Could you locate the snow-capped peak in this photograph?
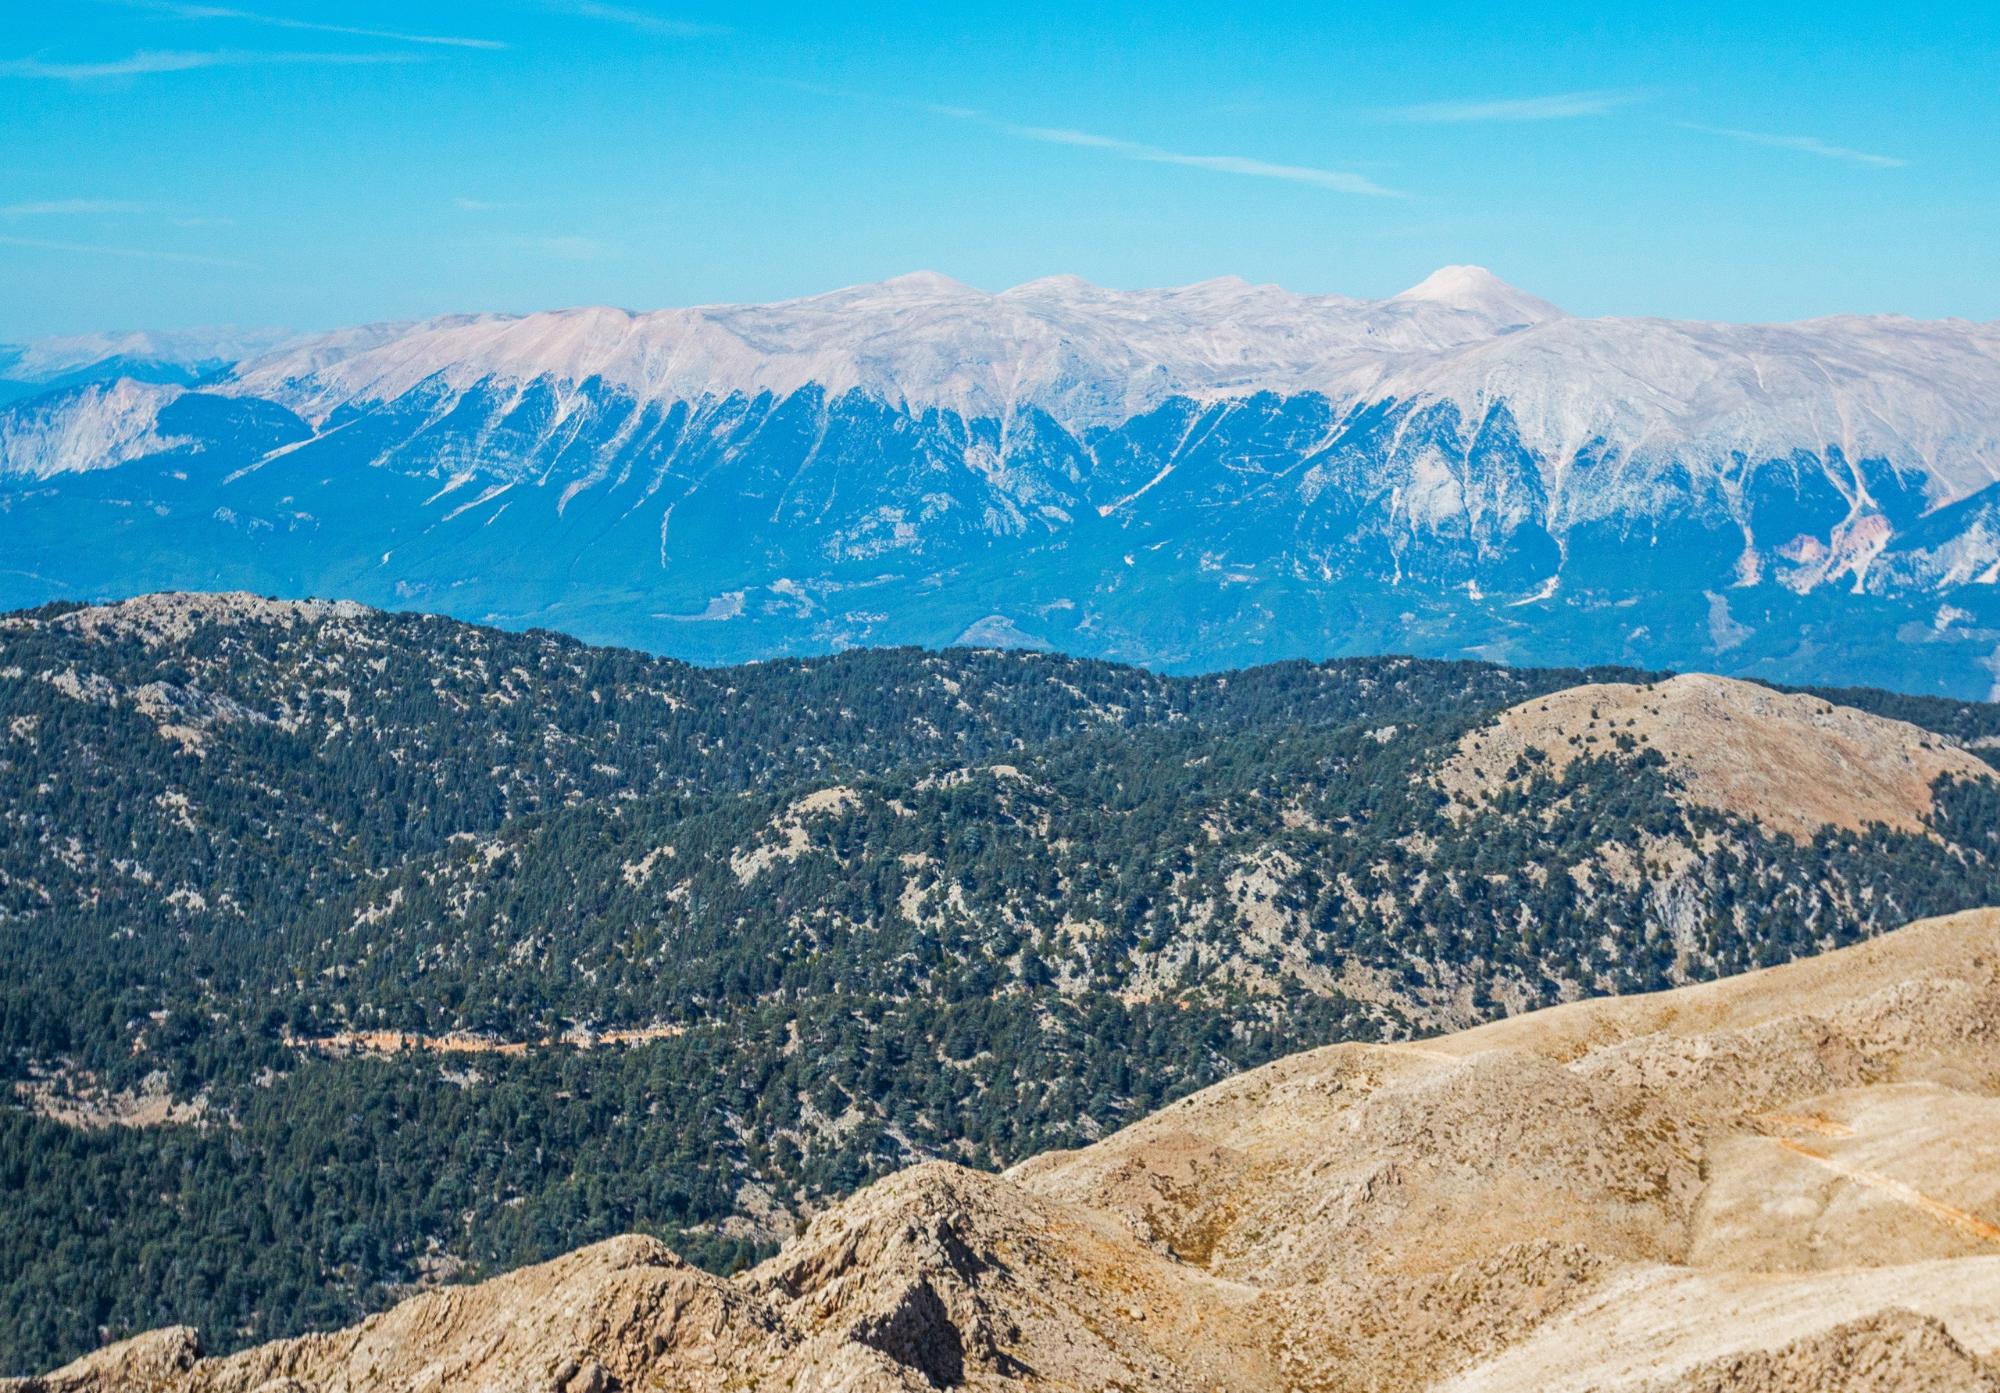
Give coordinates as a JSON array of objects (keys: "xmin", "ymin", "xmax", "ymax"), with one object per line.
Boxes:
[
  {"xmin": 873, "ymin": 270, "xmax": 981, "ymax": 296},
  {"xmin": 1390, "ymin": 265, "xmax": 1565, "ymax": 325}
]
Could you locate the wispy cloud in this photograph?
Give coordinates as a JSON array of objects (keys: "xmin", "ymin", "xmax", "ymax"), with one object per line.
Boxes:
[
  {"xmin": 777, "ymin": 84, "xmax": 1401, "ymax": 197},
  {"xmin": 0, "ymin": 233, "xmax": 250, "ymax": 267},
  {"xmin": 1382, "ymin": 89, "xmax": 1648, "ymax": 123},
  {"xmin": 1, "ymin": 199, "xmax": 237, "ymax": 231},
  {"xmin": 1681, "ymin": 122, "xmax": 1906, "ymax": 168},
  {"xmin": 986, "ymin": 119, "xmax": 1401, "ymax": 195},
  {"xmin": 103, "ymin": 1, "xmax": 504, "ymax": 50},
  {"xmin": 547, "ymin": 3, "xmax": 728, "ymax": 38},
  {"xmin": 0, "ymin": 48, "xmax": 421, "ymax": 79},
  {"xmin": 0, "ymin": 199, "xmax": 152, "ymax": 217}
]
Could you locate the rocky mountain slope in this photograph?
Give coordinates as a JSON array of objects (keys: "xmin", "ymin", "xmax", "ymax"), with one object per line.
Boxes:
[
  {"xmin": 5, "ymin": 593, "xmax": 2000, "ymax": 1375},
  {"xmin": 20, "ymin": 906, "xmax": 2000, "ymax": 1392},
  {"xmin": 1438, "ymin": 671, "xmax": 1994, "ymax": 838},
  {"xmin": 4, "ymin": 272, "xmax": 2000, "ymax": 692}
]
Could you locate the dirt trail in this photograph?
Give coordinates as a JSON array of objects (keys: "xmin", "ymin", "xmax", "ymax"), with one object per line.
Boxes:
[
  {"xmin": 1378, "ymin": 1043, "xmax": 1462, "ymax": 1063},
  {"xmin": 1755, "ymin": 1111, "xmax": 1856, "ymax": 1138},
  {"xmin": 1775, "ymin": 1138, "xmax": 2000, "ymax": 1247},
  {"xmin": 288, "ymin": 1022, "xmax": 686, "ymax": 1058}
]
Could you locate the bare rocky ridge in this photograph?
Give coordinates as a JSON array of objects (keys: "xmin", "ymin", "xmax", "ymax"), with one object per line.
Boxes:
[
  {"xmin": 16, "ymin": 906, "xmax": 2000, "ymax": 1391},
  {"xmin": 1642, "ymin": 1311, "xmax": 2000, "ymax": 1393},
  {"xmin": 25, "ymin": 593, "xmax": 375, "ymax": 648},
  {"xmin": 1437, "ymin": 672, "xmax": 1993, "ymax": 839}
]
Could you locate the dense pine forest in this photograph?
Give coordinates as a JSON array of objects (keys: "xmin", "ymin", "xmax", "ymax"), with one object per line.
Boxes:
[{"xmin": 4, "ymin": 593, "xmax": 2000, "ymax": 1373}]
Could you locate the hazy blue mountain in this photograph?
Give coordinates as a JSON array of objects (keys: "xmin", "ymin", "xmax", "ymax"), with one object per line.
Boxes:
[
  {"xmin": 0, "ymin": 327, "xmax": 292, "ymax": 406},
  {"xmin": 5, "ymin": 270, "xmax": 1999, "ymax": 694}
]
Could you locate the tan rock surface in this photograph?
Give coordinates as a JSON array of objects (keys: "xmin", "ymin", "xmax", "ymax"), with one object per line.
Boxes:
[
  {"xmin": 1641, "ymin": 1310, "xmax": 2000, "ymax": 1393},
  {"xmin": 1436, "ymin": 672, "xmax": 1993, "ymax": 838},
  {"xmin": 18, "ymin": 908, "xmax": 2000, "ymax": 1391},
  {"xmin": 6, "ymin": 1328, "xmax": 201, "ymax": 1393}
]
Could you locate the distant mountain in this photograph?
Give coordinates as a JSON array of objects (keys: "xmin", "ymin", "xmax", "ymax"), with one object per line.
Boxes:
[
  {"xmin": 0, "ymin": 327, "xmax": 293, "ymax": 406},
  {"xmin": 4, "ymin": 272, "xmax": 2000, "ymax": 693}
]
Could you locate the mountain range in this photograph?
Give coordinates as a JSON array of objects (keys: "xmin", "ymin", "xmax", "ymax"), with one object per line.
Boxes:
[{"xmin": 5, "ymin": 270, "xmax": 2000, "ymax": 694}]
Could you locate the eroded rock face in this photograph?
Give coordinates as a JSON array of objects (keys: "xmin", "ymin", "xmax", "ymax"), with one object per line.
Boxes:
[
  {"xmin": 848, "ymin": 1280, "xmax": 965, "ymax": 1388},
  {"xmin": 184, "ymin": 1236, "xmax": 795, "ymax": 1393},
  {"xmin": 1269, "ymin": 1242, "xmax": 1613, "ymax": 1393},
  {"xmin": 19, "ymin": 908, "xmax": 2000, "ymax": 1392},
  {"xmin": 4, "ymin": 1327, "xmax": 201, "ymax": 1393},
  {"xmin": 1645, "ymin": 1310, "xmax": 2000, "ymax": 1393}
]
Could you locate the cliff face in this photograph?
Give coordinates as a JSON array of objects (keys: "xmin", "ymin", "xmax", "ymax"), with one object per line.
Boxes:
[{"xmin": 18, "ymin": 905, "xmax": 2000, "ymax": 1393}]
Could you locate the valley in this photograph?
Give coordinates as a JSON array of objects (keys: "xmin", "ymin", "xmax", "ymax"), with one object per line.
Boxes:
[{"xmin": 4, "ymin": 592, "xmax": 2000, "ymax": 1374}]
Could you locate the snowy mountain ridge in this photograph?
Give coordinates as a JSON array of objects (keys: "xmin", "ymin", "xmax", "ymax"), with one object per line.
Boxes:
[
  {"xmin": 194, "ymin": 267, "xmax": 2000, "ymax": 507},
  {"xmin": 14, "ymin": 266, "xmax": 2000, "ymax": 500},
  {"xmin": 6, "ymin": 267, "xmax": 2000, "ymax": 695},
  {"xmin": 219, "ymin": 269, "xmax": 1508, "ymax": 432}
]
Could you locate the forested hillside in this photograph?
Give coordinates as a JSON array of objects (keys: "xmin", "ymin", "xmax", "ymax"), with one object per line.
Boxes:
[{"xmin": 4, "ymin": 593, "xmax": 2000, "ymax": 1373}]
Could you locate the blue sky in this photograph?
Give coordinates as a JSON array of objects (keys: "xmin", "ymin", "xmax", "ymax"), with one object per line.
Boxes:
[{"xmin": 3, "ymin": 1, "xmax": 1995, "ymax": 336}]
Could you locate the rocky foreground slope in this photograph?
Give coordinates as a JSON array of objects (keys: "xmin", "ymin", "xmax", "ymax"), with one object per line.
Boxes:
[{"xmin": 19, "ymin": 906, "xmax": 2000, "ymax": 1392}]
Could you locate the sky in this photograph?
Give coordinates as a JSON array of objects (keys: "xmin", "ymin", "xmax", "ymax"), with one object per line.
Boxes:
[{"xmin": 2, "ymin": 1, "xmax": 1996, "ymax": 338}]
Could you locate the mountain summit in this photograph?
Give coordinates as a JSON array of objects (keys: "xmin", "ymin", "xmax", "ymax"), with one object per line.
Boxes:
[{"xmin": 1391, "ymin": 263, "xmax": 1566, "ymax": 324}]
